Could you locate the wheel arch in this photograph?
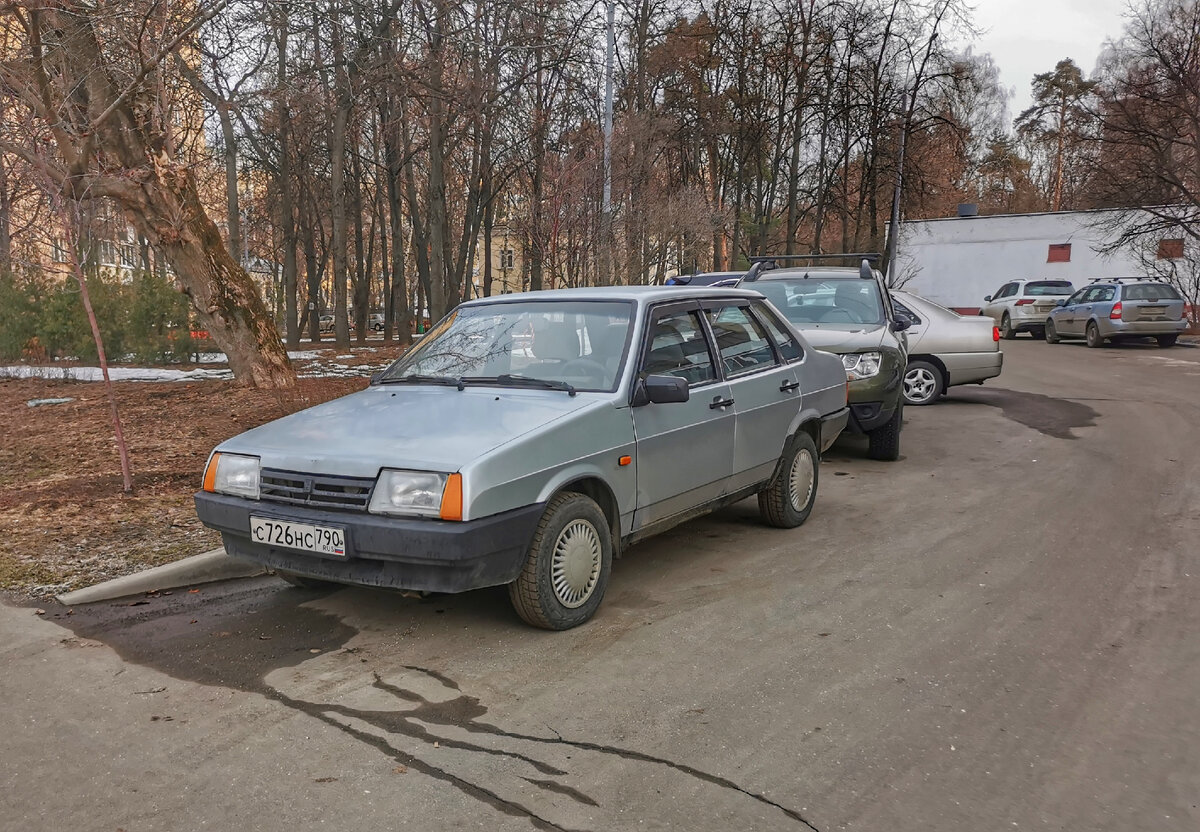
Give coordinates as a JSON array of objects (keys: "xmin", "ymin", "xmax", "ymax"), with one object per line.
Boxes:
[
  {"xmin": 907, "ymin": 354, "xmax": 950, "ymax": 389},
  {"xmin": 550, "ymin": 475, "xmax": 622, "ymax": 556}
]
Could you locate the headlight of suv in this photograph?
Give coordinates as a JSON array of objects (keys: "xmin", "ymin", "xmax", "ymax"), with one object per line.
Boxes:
[
  {"xmin": 203, "ymin": 452, "xmax": 260, "ymax": 499},
  {"xmin": 369, "ymin": 470, "xmax": 449, "ymax": 517},
  {"xmin": 841, "ymin": 351, "xmax": 882, "ymax": 381}
]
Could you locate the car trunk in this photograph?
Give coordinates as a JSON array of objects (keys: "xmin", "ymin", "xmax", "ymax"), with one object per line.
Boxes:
[{"xmin": 1119, "ymin": 297, "xmax": 1186, "ymax": 322}]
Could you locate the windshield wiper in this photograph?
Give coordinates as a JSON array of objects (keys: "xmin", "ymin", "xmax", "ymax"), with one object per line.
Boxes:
[
  {"xmin": 462, "ymin": 374, "xmax": 577, "ymax": 396},
  {"xmin": 377, "ymin": 374, "xmax": 465, "ymax": 390}
]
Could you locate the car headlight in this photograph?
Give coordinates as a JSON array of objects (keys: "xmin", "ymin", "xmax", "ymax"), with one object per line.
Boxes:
[
  {"xmin": 842, "ymin": 351, "xmax": 882, "ymax": 381},
  {"xmin": 203, "ymin": 452, "xmax": 260, "ymax": 499},
  {"xmin": 369, "ymin": 469, "xmax": 450, "ymax": 517}
]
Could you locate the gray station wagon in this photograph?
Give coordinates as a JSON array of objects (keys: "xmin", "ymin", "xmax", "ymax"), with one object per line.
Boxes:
[
  {"xmin": 195, "ymin": 287, "xmax": 850, "ymax": 629},
  {"xmin": 1044, "ymin": 278, "xmax": 1189, "ymax": 348}
]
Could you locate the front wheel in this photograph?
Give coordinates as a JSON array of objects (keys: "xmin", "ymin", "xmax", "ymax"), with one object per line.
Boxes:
[
  {"xmin": 1000, "ymin": 314, "xmax": 1017, "ymax": 340},
  {"xmin": 903, "ymin": 360, "xmax": 943, "ymax": 406},
  {"xmin": 1157, "ymin": 334, "xmax": 1178, "ymax": 348},
  {"xmin": 1045, "ymin": 319, "xmax": 1061, "ymax": 344},
  {"xmin": 1086, "ymin": 321, "xmax": 1105, "ymax": 348},
  {"xmin": 508, "ymin": 492, "xmax": 612, "ymax": 630},
  {"xmin": 866, "ymin": 403, "xmax": 903, "ymax": 461},
  {"xmin": 758, "ymin": 432, "xmax": 819, "ymax": 528}
]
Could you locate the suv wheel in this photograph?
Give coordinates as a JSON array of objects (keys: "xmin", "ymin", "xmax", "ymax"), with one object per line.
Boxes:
[
  {"xmin": 509, "ymin": 492, "xmax": 612, "ymax": 630},
  {"xmin": 758, "ymin": 431, "xmax": 819, "ymax": 528},
  {"xmin": 1085, "ymin": 321, "xmax": 1104, "ymax": 348},
  {"xmin": 1157, "ymin": 334, "xmax": 1178, "ymax": 348},
  {"xmin": 902, "ymin": 361, "xmax": 943, "ymax": 406},
  {"xmin": 1045, "ymin": 319, "xmax": 1061, "ymax": 344},
  {"xmin": 1000, "ymin": 314, "xmax": 1017, "ymax": 340},
  {"xmin": 867, "ymin": 403, "xmax": 903, "ymax": 461}
]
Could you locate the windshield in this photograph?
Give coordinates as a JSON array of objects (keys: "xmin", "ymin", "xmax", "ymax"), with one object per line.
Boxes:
[
  {"xmin": 754, "ymin": 278, "xmax": 886, "ymax": 325},
  {"xmin": 1123, "ymin": 283, "xmax": 1181, "ymax": 300},
  {"xmin": 381, "ymin": 300, "xmax": 632, "ymax": 392},
  {"xmin": 1024, "ymin": 281, "xmax": 1073, "ymax": 296}
]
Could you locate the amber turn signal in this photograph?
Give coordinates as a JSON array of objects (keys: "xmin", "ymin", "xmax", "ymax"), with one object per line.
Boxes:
[
  {"xmin": 618, "ymin": 455, "xmax": 632, "ymax": 466},
  {"xmin": 439, "ymin": 473, "xmax": 463, "ymax": 521},
  {"xmin": 202, "ymin": 453, "xmax": 221, "ymax": 492}
]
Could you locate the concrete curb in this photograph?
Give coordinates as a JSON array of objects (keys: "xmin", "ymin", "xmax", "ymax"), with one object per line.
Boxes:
[{"xmin": 56, "ymin": 548, "xmax": 266, "ymax": 606}]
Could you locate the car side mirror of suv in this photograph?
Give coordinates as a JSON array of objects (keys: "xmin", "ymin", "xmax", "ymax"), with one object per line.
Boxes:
[
  {"xmin": 633, "ymin": 374, "xmax": 689, "ymax": 406},
  {"xmin": 983, "ymin": 295, "xmax": 992, "ymax": 302}
]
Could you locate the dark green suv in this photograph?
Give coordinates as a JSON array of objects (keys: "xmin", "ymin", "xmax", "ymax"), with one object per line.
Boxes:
[{"xmin": 741, "ymin": 257, "xmax": 909, "ymax": 460}]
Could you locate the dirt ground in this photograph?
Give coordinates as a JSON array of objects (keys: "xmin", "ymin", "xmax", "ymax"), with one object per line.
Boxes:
[{"xmin": 0, "ymin": 363, "xmax": 380, "ymax": 596}]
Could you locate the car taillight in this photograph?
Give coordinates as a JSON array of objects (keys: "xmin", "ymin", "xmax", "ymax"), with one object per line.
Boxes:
[
  {"xmin": 993, "ymin": 326, "xmax": 1000, "ymax": 342},
  {"xmin": 1110, "ymin": 302, "xmax": 1122, "ymax": 320},
  {"xmin": 1015, "ymin": 298, "xmax": 1035, "ymax": 306}
]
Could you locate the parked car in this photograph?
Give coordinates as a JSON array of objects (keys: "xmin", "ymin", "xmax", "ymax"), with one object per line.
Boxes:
[
  {"xmin": 1044, "ymin": 278, "xmax": 1188, "ymax": 348},
  {"xmin": 665, "ymin": 271, "xmax": 745, "ymax": 287},
  {"xmin": 741, "ymin": 257, "xmax": 909, "ymax": 460},
  {"xmin": 318, "ymin": 314, "xmax": 335, "ymax": 333},
  {"xmin": 195, "ymin": 287, "xmax": 849, "ymax": 630},
  {"xmin": 369, "ymin": 313, "xmax": 385, "ymax": 332},
  {"xmin": 891, "ymin": 291, "xmax": 1003, "ymax": 405},
  {"xmin": 981, "ymin": 279, "xmax": 1074, "ymax": 339}
]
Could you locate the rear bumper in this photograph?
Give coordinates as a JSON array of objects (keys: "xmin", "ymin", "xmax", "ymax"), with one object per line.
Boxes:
[
  {"xmin": 1010, "ymin": 306, "xmax": 1056, "ymax": 329},
  {"xmin": 941, "ymin": 350, "xmax": 1003, "ymax": 386},
  {"xmin": 1101, "ymin": 318, "xmax": 1188, "ymax": 337},
  {"xmin": 819, "ymin": 406, "xmax": 850, "ymax": 452},
  {"xmin": 194, "ymin": 491, "xmax": 543, "ymax": 593}
]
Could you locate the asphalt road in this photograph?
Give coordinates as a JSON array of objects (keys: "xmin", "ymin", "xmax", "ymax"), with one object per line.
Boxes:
[{"xmin": 2, "ymin": 339, "xmax": 1198, "ymax": 832}]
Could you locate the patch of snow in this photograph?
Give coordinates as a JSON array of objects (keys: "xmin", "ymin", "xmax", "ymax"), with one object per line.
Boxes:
[
  {"xmin": 0, "ymin": 365, "xmax": 232, "ymax": 383},
  {"xmin": 286, "ymin": 350, "xmax": 322, "ymax": 360},
  {"xmin": 26, "ymin": 397, "xmax": 76, "ymax": 407}
]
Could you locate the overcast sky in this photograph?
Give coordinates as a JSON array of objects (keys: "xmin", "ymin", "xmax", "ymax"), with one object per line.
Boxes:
[{"xmin": 972, "ymin": 0, "xmax": 1129, "ymax": 121}]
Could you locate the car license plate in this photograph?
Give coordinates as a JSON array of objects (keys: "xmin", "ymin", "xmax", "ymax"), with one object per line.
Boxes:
[{"xmin": 250, "ymin": 516, "xmax": 346, "ymax": 557}]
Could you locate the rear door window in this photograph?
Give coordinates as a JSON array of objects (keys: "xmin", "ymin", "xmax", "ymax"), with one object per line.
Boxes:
[{"xmin": 751, "ymin": 303, "xmax": 804, "ymax": 362}]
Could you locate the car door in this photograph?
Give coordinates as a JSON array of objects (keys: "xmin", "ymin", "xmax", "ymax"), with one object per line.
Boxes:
[
  {"xmin": 1055, "ymin": 288, "xmax": 1084, "ymax": 335},
  {"xmin": 701, "ymin": 300, "xmax": 797, "ymax": 491},
  {"xmin": 631, "ymin": 302, "xmax": 735, "ymax": 531},
  {"xmin": 983, "ymin": 283, "xmax": 1013, "ymax": 322},
  {"xmin": 1069, "ymin": 287, "xmax": 1104, "ymax": 335}
]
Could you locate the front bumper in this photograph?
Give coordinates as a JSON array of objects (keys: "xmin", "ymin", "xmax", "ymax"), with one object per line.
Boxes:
[
  {"xmin": 195, "ymin": 491, "xmax": 544, "ymax": 593},
  {"xmin": 845, "ymin": 360, "xmax": 902, "ymax": 433}
]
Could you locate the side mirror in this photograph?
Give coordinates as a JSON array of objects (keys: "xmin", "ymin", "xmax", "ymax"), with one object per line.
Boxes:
[
  {"xmin": 890, "ymin": 318, "xmax": 911, "ymax": 332},
  {"xmin": 633, "ymin": 374, "xmax": 689, "ymax": 406},
  {"xmin": 369, "ymin": 372, "xmax": 383, "ymax": 385},
  {"xmin": 1055, "ymin": 299, "xmax": 1067, "ymax": 307},
  {"xmin": 983, "ymin": 295, "xmax": 992, "ymax": 302}
]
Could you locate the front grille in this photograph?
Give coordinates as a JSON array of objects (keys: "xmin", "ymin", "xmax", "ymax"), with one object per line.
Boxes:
[{"xmin": 260, "ymin": 468, "xmax": 375, "ymax": 511}]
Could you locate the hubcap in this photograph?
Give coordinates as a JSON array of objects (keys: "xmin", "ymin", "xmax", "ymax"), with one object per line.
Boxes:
[
  {"xmin": 550, "ymin": 519, "xmax": 602, "ymax": 609},
  {"xmin": 788, "ymin": 448, "xmax": 816, "ymax": 513},
  {"xmin": 903, "ymin": 367, "xmax": 938, "ymax": 403}
]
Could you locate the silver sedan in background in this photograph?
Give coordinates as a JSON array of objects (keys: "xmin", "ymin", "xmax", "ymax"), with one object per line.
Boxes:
[{"xmin": 891, "ymin": 291, "xmax": 1004, "ymax": 405}]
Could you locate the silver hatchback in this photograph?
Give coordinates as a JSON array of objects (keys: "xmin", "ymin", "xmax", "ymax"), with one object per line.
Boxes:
[
  {"xmin": 1045, "ymin": 279, "xmax": 1188, "ymax": 348},
  {"xmin": 195, "ymin": 287, "xmax": 849, "ymax": 629}
]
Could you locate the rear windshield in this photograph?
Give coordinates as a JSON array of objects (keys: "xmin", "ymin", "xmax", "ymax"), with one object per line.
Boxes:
[
  {"xmin": 1122, "ymin": 283, "xmax": 1181, "ymax": 300},
  {"xmin": 754, "ymin": 278, "xmax": 886, "ymax": 326},
  {"xmin": 1023, "ymin": 281, "xmax": 1074, "ymax": 296}
]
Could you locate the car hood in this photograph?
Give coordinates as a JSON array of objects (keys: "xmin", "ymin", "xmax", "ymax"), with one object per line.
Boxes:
[
  {"xmin": 216, "ymin": 385, "xmax": 609, "ymax": 477},
  {"xmin": 792, "ymin": 323, "xmax": 887, "ymax": 353}
]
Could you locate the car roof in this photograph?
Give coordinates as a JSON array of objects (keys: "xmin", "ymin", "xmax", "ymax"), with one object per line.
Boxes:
[
  {"xmin": 752, "ymin": 267, "xmax": 872, "ymax": 282},
  {"xmin": 458, "ymin": 285, "xmax": 766, "ymax": 307}
]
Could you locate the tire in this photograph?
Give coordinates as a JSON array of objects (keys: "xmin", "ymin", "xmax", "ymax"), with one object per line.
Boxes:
[
  {"xmin": 1157, "ymin": 334, "xmax": 1178, "ymax": 348},
  {"xmin": 1045, "ymin": 319, "xmax": 1061, "ymax": 344},
  {"xmin": 277, "ymin": 570, "xmax": 336, "ymax": 590},
  {"xmin": 1000, "ymin": 314, "xmax": 1017, "ymax": 340},
  {"xmin": 867, "ymin": 402, "xmax": 903, "ymax": 461},
  {"xmin": 902, "ymin": 360, "xmax": 944, "ymax": 406},
  {"xmin": 508, "ymin": 492, "xmax": 612, "ymax": 630},
  {"xmin": 1086, "ymin": 321, "xmax": 1104, "ymax": 348},
  {"xmin": 758, "ymin": 431, "xmax": 819, "ymax": 528}
]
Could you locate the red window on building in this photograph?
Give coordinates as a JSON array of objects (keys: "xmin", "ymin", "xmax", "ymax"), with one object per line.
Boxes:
[
  {"xmin": 1157, "ymin": 238, "xmax": 1184, "ymax": 260},
  {"xmin": 1047, "ymin": 243, "xmax": 1072, "ymax": 263}
]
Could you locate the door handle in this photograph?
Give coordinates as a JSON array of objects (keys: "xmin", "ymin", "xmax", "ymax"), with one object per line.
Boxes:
[
  {"xmin": 779, "ymin": 379, "xmax": 800, "ymax": 393},
  {"xmin": 709, "ymin": 396, "xmax": 734, "ymax": 409}
]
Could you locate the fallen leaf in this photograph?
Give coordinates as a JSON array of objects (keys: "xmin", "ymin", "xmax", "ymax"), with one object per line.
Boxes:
[
  {"xmin": 817, "ymin": 632, "xmax": 831, "ymax": 637},
  {"xmin": 314, "ymin": 777, "xmax": 338, "ymax": 783},
  {"xmin": 34, "ymin": 609, "xmax": 45, "ymax": 616},
  {"xmin": 392, "ymin": 765, "xmax": 408, "ymax": 775},
  {"xmin": 188, "ymin": 589, "xmax": 201, "ymax": 594},
  {"xmin": 433, "ymin": 741, "xmax": 439, "ymax": 748},
  {"xmin": 259, "ymin": 635, "xmax": 272, "ymax": 640},
  {"xmin": 134, "ymin": 687, "xmax": 167, "ymax": 695},
  {"xmin": 127, "ymin": 600, "xmax": 150, "ymax": 607},
  {"xmin": 309, "ymin": 648, "xmax": 321, "ymax": 654}
]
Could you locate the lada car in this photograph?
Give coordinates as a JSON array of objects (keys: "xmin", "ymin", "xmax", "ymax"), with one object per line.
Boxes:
[
  {"xmin": 195, "ymin": 287, "xmax": 850, "ymax": 629},
  {"xmin": 741, "ymin": 257, "xmax": 909, "ymax": 460}
]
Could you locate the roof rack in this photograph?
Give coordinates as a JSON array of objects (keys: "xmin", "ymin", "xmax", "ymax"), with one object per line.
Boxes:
[
  {"xmin": 743, "ymin": 253, "xmax": 882, "ymax": 282},
  {"xmin": 1087, "ymin": 276, "xmax": 1157, "ymax": 283}
]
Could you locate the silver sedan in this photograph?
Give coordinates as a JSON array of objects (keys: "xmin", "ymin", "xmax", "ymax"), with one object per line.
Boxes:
[
  {"xmin": 195, "ymin": 286, "xmax": 849, "ymax": 629},
  {"xmin": 892, "ymin": 291, "xmax": 1004, "ymax": 405}
]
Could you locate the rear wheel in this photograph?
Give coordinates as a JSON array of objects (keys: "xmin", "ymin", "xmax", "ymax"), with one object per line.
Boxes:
[
  {"xmin": 902, "ymin": 360, "xmax": 943, "ymax": 406},
  {"xmin": 758, "ymin": 432, "xmax": 819, "ymax": 528},
  {"xmin": 1157, "ymin": 334, "xmax": 1178, "ymax": 348},
  {"xmin": 1086, "ymin": 321, "xmax": 1104, "ymax": 348},
  {"xmin": 508, "ymin": 492, "xmax": 612, "ymax": 630},
  {"xmin": 866, "ymin": 403, "xmax": 903, "ymax": 461},
  {"xmin": 1000, "ymin": 314, "xmax": 1017, "ymax": 340},
  {"xmin": 1045, "ymin": 319, "xmax": 1060, "ymax": 344}
]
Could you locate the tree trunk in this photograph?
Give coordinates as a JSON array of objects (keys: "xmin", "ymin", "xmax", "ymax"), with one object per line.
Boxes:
[{"xmin": 277, "ymin": 7, "xmax": 300, "ymax": 348}]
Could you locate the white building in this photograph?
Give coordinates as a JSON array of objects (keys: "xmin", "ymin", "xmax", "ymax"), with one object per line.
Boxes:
[{"xmin": 894, "ymin": 208, "xmax": 1186, "ymax": 312}]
